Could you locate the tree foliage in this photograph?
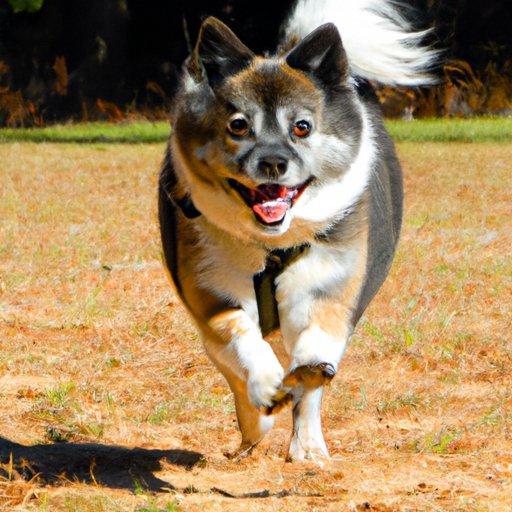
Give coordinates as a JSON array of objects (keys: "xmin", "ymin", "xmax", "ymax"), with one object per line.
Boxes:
[
  {"xmin": 0, "ymin": 0, "xmax": 511, "ymax": 126},
  {"xmin": 7, "ymin": 0, "xmax": 44, "ymax": 13}
]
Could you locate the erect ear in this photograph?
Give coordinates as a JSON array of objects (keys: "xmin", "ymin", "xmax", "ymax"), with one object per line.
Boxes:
[
  {"xmin": 286, "ymin": 23, "xmax": 349, "ymax": 87},
  {"xmin": 188, "ymin": 17, "xmax": 254, "ymax": 86}
]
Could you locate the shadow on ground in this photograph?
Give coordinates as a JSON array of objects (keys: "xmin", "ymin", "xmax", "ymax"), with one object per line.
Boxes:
[{"xmin": 0, "ymin": 437, "xmax": 202, "ymax": 491}]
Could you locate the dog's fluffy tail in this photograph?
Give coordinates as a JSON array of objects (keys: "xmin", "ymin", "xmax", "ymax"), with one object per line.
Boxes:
[{"xmin": 283, "ymin": 0, "xmax": 439, "ymax": 86}]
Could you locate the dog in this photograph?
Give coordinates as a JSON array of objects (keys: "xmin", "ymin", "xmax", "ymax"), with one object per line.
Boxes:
[{"xmin": 158, "ymin": 0, "xmax": 436, "ymax": 461}]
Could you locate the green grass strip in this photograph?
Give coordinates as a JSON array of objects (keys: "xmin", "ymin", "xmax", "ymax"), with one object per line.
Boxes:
[
  {"xmin": 386, "ymin": 117, "xmax": 512, "ymax": 142},
  {"xmin": 0, "ymin": 118, "xmax": 510, "ymax": 143},
  {"xmin": 0, "ymin": 121, "xmax": 170, "ymax": 143}
]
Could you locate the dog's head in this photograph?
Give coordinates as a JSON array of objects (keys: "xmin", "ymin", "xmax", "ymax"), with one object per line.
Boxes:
[{"xmin": 172, "ymin": 17, "xmax": 365, "ymax": 241}]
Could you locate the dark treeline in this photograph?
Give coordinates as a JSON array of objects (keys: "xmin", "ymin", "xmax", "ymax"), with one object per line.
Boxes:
[{"xmin": 0, "ymin": 0, "xmax": 511, "ymax": 125}]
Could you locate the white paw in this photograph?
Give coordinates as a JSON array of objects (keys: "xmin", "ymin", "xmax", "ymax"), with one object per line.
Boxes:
[
  {"xmin": 288, "ymin": 434, "xmax": 330, "ymax": 463},
  {"xmin": 287, "ymin": 385, "xmax": 329, "ymax": 463},
  {"xmin": 247, "ymin": 360, "xmax": 284, "ymax": 409}
]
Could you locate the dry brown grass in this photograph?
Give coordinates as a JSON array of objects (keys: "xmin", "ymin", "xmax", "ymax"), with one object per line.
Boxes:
[{"xmin": 0, "ymin": 141, "xmax": 511, "ymax": 511}]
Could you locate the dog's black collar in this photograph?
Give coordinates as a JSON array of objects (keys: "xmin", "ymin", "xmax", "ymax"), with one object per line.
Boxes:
[
  {"xmin": 254, "ymin": 244, "xmax": 309, "ymax": 337},
  {"xmin": 174, "ymin": 194, "xmax": 202, "ymax": 219},
  {"xmin": 160, "ymin": 168, "xmax": 202, "ymax": 219}
]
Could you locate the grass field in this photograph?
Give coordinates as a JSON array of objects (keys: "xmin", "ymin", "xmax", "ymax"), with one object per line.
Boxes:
[{"xmin": 0, "ymin": 134, "xmax": 511, "ymax": 510}]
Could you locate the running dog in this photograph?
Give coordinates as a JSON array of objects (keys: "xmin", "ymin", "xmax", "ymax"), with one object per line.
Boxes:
[{"xmin": 158, "ymin": 0, "xmax": 436, "ymax": 461}]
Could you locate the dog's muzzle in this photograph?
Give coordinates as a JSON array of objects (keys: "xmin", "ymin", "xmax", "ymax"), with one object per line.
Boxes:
[{"xmin": 228, "ymin": 178, "xmax": 312, "ymax": 225}]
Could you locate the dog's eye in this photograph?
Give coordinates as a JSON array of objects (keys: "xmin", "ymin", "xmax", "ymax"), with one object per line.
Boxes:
[
  {"xmin": 227, "ymin": 116, "xmax": 250, "ymax": 137},
  {"xmin": 293, "ymin": 120, "xmax": 311, "ymax": 138}
]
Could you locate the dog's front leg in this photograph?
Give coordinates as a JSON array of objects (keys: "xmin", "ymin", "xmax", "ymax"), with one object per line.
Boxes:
[
  {"xmin": 203, "ymin": 309, "xmax": 284, "ymax": 458},
  {"xmin": 276, "ymin": 243, "xmax": 366, "ymax": 462},
  {"xmin": 285, "ymin": 323, "xmax": 349, "ymax": 461}
]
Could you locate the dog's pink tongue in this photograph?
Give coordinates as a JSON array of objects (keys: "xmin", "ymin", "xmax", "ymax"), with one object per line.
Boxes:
[{"xmin": 253, "ymin": 201, "xmax": 288, "ymax": 224}]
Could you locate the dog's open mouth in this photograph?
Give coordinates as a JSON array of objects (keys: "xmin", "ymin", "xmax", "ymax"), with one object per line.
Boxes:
[{"xmin": 228, "ymin": 178, "xmax": 311, "ymax": 225}]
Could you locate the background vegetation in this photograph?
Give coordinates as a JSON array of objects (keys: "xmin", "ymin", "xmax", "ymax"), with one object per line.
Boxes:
[{"xmin": 1, "ymin": 0, "xmax": 511, "ymax": 126}]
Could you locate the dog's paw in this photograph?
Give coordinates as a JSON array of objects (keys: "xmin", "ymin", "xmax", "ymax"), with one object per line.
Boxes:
[
  {"xmin": 247, "ymin": 362, "xmax": 284, "ymax": 410},
  {"xmin": 263, "ymin": 363, "xmax": 336, "ymax": 414},
  {"xmin": 264, "ymin": 388, "xmax": 293, "ymax": 415},
  {"xmin": 287, "ymin": 434, "xmax": 330, "ymax": 463},
  {"xmin": 284, "ymin": 362, "xmax": 336, "ymax": 389},
  {"xmin": 224, "ymin": 443, "xmax": 256, "ymax": 463}
]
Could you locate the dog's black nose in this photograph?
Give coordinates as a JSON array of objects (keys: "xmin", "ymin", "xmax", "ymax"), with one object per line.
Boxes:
[{"xmin": 257, "ymin": 157, "xmax": 288, "ymax": 177}]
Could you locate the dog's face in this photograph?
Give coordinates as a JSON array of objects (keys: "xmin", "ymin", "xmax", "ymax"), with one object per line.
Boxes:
[{"xmin": 172, "ymin": 18, "xmax": 364, "ymax": 241}]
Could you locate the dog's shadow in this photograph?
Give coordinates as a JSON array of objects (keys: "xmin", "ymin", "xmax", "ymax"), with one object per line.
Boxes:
[{"xmin": 0, "ymin": 436, "xmax": 202, "ymax": 492}]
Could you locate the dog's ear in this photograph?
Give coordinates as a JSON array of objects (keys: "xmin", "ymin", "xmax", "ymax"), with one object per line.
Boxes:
[
  {"xmin": 286, "ymin": 23, "xmax": 349, "ymax": 88},
  {"xmin": 188, "ymin": 17, "xmax": 254, "ymax": 86}
]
